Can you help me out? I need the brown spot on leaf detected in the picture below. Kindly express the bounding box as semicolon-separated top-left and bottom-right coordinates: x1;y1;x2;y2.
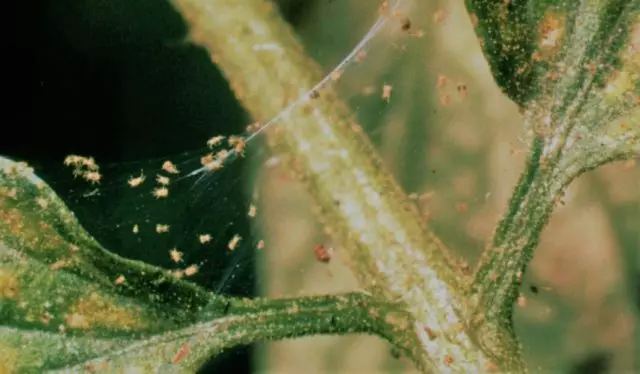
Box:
66;291;147;331
0;268;20;299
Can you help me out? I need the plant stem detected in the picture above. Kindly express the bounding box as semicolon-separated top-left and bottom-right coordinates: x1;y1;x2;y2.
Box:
467;135;572;363
53;292;415;373
168;0;514;371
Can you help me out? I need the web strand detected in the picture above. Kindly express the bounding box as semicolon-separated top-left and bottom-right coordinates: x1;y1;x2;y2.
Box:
182;0;408;188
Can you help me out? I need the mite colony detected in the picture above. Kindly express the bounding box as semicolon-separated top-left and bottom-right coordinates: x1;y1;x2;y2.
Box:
56;1;458;291
200;133;248;171
63;155;102;184
62;153;266;281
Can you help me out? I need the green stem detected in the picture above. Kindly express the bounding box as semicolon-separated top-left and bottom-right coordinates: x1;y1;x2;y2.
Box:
167;0;516;371
467;137;571;363
493;136;545;247
51;292;415;373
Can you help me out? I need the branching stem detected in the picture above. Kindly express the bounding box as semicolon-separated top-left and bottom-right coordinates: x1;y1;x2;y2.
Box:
54;292;415;372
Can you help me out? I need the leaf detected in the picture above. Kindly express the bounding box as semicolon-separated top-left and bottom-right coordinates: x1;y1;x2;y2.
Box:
464;0;538;106
0;326;126;372
0;157;214;311
467;0;640;112
466;0;639;176
466;0;639;365
0;156;413;372
0;156;224;371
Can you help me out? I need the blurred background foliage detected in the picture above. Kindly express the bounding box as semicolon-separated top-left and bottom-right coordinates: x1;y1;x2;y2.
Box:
6;0;638;373
257;1;639;373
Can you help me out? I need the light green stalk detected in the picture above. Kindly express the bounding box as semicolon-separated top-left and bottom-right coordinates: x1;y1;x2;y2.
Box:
169;0;523;371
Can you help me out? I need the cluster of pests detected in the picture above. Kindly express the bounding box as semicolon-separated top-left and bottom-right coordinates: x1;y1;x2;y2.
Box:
63;155;102;184
62;151;267;284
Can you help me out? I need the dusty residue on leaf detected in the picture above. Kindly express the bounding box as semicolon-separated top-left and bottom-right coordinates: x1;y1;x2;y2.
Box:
0;266;20;300
0;208;29;240
65;291;148;331
0;344;19;374
621;16;640;79
604;17;640;104
604;71;635;102
536;10;565;57
1;161;34;180
0;205;63;253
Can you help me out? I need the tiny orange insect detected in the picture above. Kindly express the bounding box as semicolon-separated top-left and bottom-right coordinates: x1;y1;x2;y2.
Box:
314;244;332;263
128;172;145;187
206;135;226;148
84;171;102;184
382;84;393;102
434;9;449;25
162;160;180;174
63;155;82;166
199;234;212;244
169;248;183;263
228;234;242;251
443;354;454;366
81;157;98;170
152;187;169;199
172;342;191;364
156;174;170;186
247;204;257;217
184;264;198;276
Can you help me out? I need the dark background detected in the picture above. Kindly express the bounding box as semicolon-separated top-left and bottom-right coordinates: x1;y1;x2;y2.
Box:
6;0;315;373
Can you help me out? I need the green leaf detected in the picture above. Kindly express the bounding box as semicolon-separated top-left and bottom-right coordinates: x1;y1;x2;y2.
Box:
0;156;415;372
0;157;215;313
0;156;221;371
466;0;639;362
467;0;640;113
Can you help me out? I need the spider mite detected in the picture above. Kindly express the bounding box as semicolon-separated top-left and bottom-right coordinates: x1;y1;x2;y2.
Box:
206;135;225;148
162;160;180;174
184;264;198;276
314;244;333;263
156;174;170;186
171;342;191;364
382;84;393;102
84;171;102;184
152;187;169;199
434;9;449;25
199;234;212;244
247;204;257;217
169;248;183;263
127;172;146;187
228;234;242;251
379;0;389;15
